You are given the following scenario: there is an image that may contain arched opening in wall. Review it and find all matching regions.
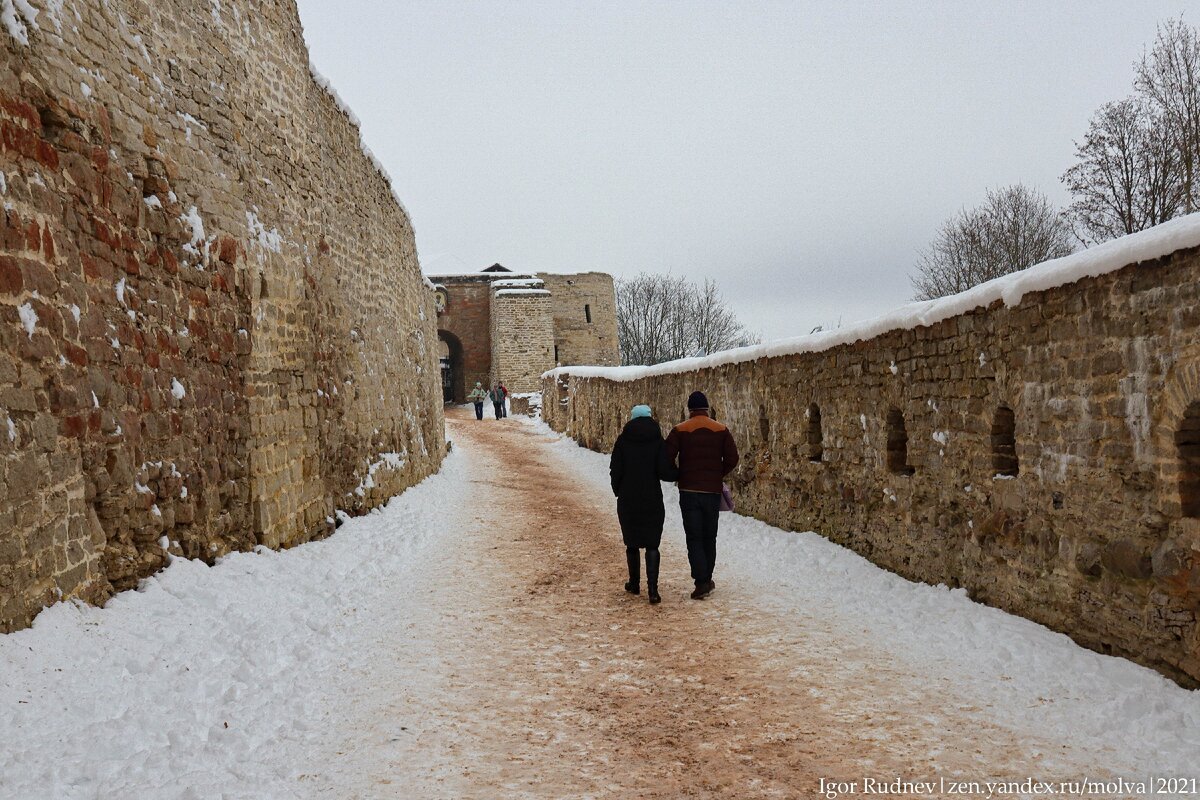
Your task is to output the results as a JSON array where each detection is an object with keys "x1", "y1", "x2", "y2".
[
  {"x1": 437, "y1": 330, "x2": 465, "y2": 404},
  {"x1": 806, "y1": 403, "x2": 823, "y2": 462},
  {"x1": 991, "y1": 405, "x2": 1019, "y2": 477},
  {"x1": 758, "y1": 404, "x2": 770, "y2": 443},
  {"x1": 585, "y1": 304, "x2": 592, "y2": 324},
  {"x1": 886, "y1": 407, "x2": 914, "y2": 475},
  {"x1": 1178, "y1": 401, "x2": 1200, "y2": 517}
]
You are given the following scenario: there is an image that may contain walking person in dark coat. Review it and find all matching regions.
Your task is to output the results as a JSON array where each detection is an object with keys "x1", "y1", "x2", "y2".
[
  {"x1": 610, "y1": 405, "x2": 678, "y2": 604},
  {"x1": 489, "y1": 383, "x2": 506, "y2": 419},
  {"x1": 665, "y1": 391, "x2": 739, "y2": 600}
]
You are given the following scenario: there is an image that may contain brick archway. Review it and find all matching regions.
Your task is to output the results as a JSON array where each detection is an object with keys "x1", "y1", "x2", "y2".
[{"x1": 438, "y1": 330, "x2": 465, "y2": 404}]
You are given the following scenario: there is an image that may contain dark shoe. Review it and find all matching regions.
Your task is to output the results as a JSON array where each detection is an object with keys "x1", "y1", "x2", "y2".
[
  {"x1": 648, "y1": 589, "x2": 661, "y2": 604},
  {"x1": 625, "y1": 581, "x2": 640, "y2": 595},
  {"x1": 690, "y1": 585, "x2": 709, "y2": 600}
]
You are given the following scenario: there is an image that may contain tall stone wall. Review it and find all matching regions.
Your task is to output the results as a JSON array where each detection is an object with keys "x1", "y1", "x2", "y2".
[
  {"x1": 544, "y1": 244, "x2": 1200, "y2": 686},
  {"x1": 491, "y1": 290, "x2": 554, "y2": 392},
  {"x1": 541, "y1": 272, "x2": 619, "y2": 367},
  {"x1": 0, "y1": 0, "x2": 444, "y2": 632}
]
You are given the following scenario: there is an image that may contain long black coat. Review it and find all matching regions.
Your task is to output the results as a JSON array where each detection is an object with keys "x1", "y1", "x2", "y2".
[{"x1": 609, "y1": 416, "x2": 679, "y2": 549}]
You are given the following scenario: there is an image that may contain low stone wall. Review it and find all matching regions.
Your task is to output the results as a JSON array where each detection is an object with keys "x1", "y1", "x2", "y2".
[
  {"x1": 0, "y1": 0, "x2": 444, "y2": 631},
  {"x1": 544, "y1": 243, "x2": 1200, "y2": 686}
]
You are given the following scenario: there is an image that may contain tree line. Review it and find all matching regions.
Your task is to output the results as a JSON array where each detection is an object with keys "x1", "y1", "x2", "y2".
[
  {"x1": 615, "y1": 274, "x2": 759, "y2": 366},
  {"x1": 913, "y1": 17, "x2": 1199, "y2": 300}
]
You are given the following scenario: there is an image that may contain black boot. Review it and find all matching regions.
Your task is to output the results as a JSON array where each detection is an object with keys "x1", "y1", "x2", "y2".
[
  {"x1": 645, "y1": 549, "x2": 661, "y2": 604},
  {"x1": 625, "y1": 547, "x2": 640, "y2": 594}
]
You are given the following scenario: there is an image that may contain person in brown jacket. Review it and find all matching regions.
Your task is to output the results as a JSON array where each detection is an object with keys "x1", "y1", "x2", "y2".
[{"x1": 664, "y1": 391, "x2": 740, "y2": 599}]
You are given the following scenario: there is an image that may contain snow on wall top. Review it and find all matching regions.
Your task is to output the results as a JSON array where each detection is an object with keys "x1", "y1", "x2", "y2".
[
  {"x1": 545, "y1": 213, "x2": 1200, "y2": 383},
  {"x1": 495, "y1": 288, "x2": 551, "y2": 297},
  {"x1": 307, "y1": 62, "x2": 411, "y2": 225}
]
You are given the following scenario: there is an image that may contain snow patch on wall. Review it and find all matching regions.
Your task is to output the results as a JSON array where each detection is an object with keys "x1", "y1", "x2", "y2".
[
  {"x1": 352, "y1": 452, "x2": 408, "y2": 498},
  {"x1": 17, "y1": 302, "x2": 37, "y2": 338},
  {"x1": 245, "y1": 210, "x2": 282, "y2": 255},
  {"x1": 2, "y1": 0, "x2": 39, "y2": 46},
  {"x1": 181, "y1": 206, "x2": 206, "y2": 258}
]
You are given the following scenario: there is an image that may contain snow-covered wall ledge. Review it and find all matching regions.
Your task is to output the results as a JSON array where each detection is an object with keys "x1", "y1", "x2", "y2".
[
  {"x1": 0, "y1": 0, "x2": 444, "y2": 633},
  {"x1": 544, "y1": 220, "x2": 1200, "y2": 687}
]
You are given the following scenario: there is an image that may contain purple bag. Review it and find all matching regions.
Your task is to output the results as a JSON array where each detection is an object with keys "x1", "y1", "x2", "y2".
[{"x1": 719, "y1": 483, "x2": 734, "y2": 512}]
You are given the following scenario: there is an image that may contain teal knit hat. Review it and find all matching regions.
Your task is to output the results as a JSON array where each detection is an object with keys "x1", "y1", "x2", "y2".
[{"x1": 630, "y1": 404, "x2": 652, "y2": 419}]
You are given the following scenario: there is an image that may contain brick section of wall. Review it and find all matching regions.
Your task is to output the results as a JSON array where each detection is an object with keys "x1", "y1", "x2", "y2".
[
  {"x1": 491, "y1": 291, "x2": 554, "y2": 393},
  {"x1": 0, "y1": 0, "x2": 444, "y2": 632},
  {"x1": 541, "y1": 272, "x2": 619, "y2": 367},
  {"x1": 434, "y1": 280, "x2": 491, "y2": 401},
  {"x1": 544, "y1": 247, "x2": 1200, "y2": 687}
]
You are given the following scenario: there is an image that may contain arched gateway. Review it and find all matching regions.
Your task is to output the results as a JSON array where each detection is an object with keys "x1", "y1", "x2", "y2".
[{"x1": 438, "y1": 331, "x2": 465, "y2": 404}]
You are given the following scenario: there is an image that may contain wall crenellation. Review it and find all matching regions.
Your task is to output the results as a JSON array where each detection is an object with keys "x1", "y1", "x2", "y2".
[{"x1": 545, "y1": 244, "x2": 1200, "y2": 687}]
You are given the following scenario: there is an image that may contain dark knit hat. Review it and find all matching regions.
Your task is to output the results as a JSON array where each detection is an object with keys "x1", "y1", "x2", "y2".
[{"x1": 687, "y1": 391, "x2": 709, "y2": 410}]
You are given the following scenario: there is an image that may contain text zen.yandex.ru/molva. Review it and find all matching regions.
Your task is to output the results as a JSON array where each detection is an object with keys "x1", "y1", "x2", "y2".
[{"x1": 818, "y1": 776, "x2": 1199, "y2": 798}]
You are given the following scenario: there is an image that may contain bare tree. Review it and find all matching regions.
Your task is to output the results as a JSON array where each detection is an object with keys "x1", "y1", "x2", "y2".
[
  {"x1": 1062, "y1": 97, "x2": 1186, "y2": 245},
  {"x1": 1135, "y1": 16, "x2": 1200, "y2": 212},
  {"x1": 912, "y1": 184, "x2": 1074, "y2": 301},
  {"x1": 616, "y1": 274, "x2": 758, "y2": 366}
]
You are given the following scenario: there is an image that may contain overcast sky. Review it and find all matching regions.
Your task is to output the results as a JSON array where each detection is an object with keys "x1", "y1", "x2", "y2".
[{"x1": 295, "y1": 0, "x2": 1198, "y2": 342}]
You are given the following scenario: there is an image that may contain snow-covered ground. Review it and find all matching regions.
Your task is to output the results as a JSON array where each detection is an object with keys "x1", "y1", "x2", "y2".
[
  {"x1": 0, "y1": 449, "x2": 470, "y2": 799},
  {"x1": 1, "y1": 413, "x2": 1197, "y2": 798}
]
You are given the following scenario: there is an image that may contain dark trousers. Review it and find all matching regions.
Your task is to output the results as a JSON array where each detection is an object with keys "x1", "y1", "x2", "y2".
[
  {"x1": 679, "y1": 491, "x2": 720, "y2": 587},
  {"x1": 493, "y1": 402, "x2": 503, "y2": 419},
  {"x1": 473, "y1": 402, "x2": 484, "y2": 420}
]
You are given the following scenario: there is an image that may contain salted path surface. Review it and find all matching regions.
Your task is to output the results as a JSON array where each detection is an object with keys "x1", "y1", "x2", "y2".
[
  {"x1": 312, "y1": 409, "x2": 1197, "y2": 798},
  {"x1": 2, "y1": 408, "x2": 1198, "y2": 798}
]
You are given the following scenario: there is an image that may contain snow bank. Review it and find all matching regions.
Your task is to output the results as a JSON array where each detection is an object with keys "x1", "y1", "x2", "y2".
[
  {"x1": 0, "y1": 449, "x2": 465, "y2": 798},
  {"x1": 546, "y1": 214, "x2": 1200, "y2": 382},
  {"x1": 518, "y1": 415, "x2": 1200, "y2": 775}
]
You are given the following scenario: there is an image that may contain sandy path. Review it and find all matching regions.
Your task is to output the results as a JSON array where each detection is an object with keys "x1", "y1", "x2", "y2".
[{"x1": 316, "y1": 409, "x2": 1104, "y2": 799}]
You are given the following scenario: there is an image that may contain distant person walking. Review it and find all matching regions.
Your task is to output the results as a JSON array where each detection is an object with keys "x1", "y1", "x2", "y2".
[
  {"x1": 468, "y1": 382, "x2": 488, "y2": 420},
  {"x1": 665, "y1": 391, "x2": 739, "y2": 600},
  {"x1": 489, "y1": 383, "x2": 506, "y2": 419},
  {"x1": 498, "y1": 383, "x2": 509, "y2": 418},
  {"x1": 610, "y1": 405, "x2": 678, "y2": 604}
]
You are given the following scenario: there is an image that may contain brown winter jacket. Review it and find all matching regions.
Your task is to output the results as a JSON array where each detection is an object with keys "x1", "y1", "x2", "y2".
[{"x1": 664, "y1": 411, "x2": 740, "y2": 494}]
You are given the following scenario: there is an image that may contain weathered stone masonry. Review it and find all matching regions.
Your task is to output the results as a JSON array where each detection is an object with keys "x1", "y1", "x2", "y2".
[
  {"x1": 0, "y1": 0, "x2": 444, "y2": 632},
  {"x1": 545, "y1": 243, "x2": 1200, "y2": 686}
]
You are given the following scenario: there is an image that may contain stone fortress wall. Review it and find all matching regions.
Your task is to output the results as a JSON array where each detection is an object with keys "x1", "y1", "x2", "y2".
[
  {"x1": 491, "y1": 284, "x2": 555, "y2": 393},
  {"x1": 431, "y1": 268, "x2": 618, "y2": 399},
  {"x1": 541, "y1": 272, "x2": 619, "y2": 369},
  {"x1": 0, "y1": 0, "x2": 444, "y2": 632},
  {"x1": 544, "y1": 228, "x2": 1200, "y2": 686}
]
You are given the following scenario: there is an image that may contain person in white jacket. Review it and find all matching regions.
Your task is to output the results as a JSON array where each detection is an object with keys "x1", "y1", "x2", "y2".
[{"x1": 467, "y1": 382, "x2": 488, "y2": 420}]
